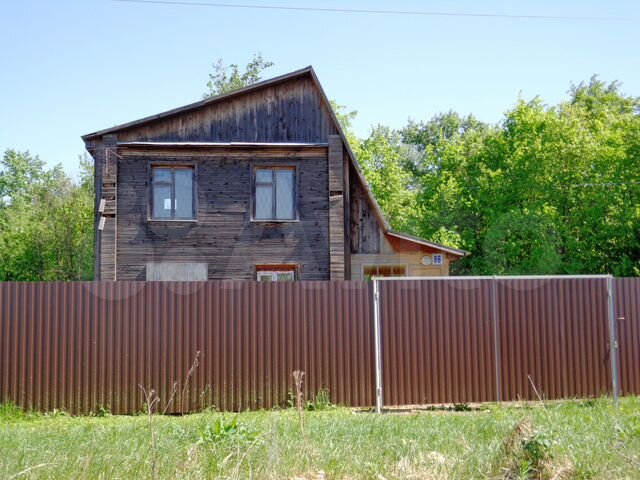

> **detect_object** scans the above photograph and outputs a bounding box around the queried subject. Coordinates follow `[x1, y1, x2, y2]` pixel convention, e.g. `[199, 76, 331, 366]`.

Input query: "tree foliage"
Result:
[0, 150, 94, 281]
[351, 77, 640, 275]
[204, 53, 274, 98]
[353, 126, 420, 233]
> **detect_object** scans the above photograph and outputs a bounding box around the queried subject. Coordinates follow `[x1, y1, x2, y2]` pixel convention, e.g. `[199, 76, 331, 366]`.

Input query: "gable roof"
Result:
[83, 66, 466, 258]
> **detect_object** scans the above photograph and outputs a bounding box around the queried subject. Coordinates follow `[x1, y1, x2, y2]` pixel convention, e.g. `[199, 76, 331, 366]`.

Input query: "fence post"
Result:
[492, 276, 502, 403]
[607, 275, 620, 407]
[373, 279, 383, 413]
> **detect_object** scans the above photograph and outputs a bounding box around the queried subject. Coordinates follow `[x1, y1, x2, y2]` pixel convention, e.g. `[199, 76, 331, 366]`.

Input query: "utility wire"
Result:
[111, 0, 639, 22]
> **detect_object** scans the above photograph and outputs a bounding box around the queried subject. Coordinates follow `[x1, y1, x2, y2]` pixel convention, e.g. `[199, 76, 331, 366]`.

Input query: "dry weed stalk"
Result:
[180, 350, 201, 414]
[527, 375, 551, 421]
[138, 351, 201, 479]
[293, 370, 305, 434]
[291, 370, 317, 471]
[7, 463, 55, 480]
[139, 385, 161, 479]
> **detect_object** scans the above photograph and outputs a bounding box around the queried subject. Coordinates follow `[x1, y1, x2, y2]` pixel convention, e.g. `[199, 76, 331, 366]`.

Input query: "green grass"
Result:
[1, 397, 639, 479]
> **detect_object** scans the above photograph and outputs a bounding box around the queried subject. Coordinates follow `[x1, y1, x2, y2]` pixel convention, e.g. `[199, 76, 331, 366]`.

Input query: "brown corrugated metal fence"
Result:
[0, 277, 638, 414]
[615, 278, 640, 396]
[377, 277, 636, 405]
[378, 279, 497, 405]
[495, 278, 611, 401]
[0, 281, 374, 414]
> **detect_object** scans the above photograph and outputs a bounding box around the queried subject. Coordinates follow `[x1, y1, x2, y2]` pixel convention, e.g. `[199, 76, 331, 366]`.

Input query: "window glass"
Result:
[275, 169, 294, 219]
[255, 184, 273, 219]
[254, 167, 295, 220]
[256, 169, 273, 183]
[152, 184, 172, 218]
[392, 265, 405, 275]
[174, 169, 194, 218]
[363, 265, 406, 278]
[152, 168, 172, 184]
[276, 271, 295, 282]
[150, 166, 195, 219]
[256, 267, 296, 282]
[257, 272, 274, 282]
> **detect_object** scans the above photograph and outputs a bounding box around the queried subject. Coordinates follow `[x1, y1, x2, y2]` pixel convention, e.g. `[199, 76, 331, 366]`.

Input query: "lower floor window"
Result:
[363, 264, 406, 279]
[256, 265, 296, 282]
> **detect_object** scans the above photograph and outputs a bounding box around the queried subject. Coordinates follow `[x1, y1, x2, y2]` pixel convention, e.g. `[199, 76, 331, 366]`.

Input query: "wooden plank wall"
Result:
[349, 162, 381, 254]
[85, 137, 104, 279]
[115, 147, 330, 280]
[350, 252, 450, 280]
[328, 135, 345, 280]
[100, 135, 118, 280]
[116, 76, 340, 144]
[342, 145, 352, 280]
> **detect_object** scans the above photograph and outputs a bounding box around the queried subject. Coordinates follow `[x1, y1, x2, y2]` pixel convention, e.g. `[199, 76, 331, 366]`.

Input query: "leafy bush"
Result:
[197, 415, 257, 446]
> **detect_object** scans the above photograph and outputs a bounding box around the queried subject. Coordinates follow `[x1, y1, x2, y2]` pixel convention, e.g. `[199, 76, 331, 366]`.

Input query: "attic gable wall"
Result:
[116, 76, 339, 144]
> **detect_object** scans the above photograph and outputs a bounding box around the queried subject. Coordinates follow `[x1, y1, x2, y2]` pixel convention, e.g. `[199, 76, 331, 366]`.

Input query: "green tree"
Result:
[0, 150, 94, 281]
[204, 53, 274, 98]
[330, 99, 359, 149]
[403, 78, 640, 275]
[356, 126, 419, 232]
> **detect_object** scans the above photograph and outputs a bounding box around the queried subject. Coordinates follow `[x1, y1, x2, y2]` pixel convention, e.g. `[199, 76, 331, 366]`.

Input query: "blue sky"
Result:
[1, 0, 639, 177]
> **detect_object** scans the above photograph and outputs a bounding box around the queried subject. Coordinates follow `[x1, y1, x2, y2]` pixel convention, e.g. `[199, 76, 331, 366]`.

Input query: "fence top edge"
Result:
[373, 275, 613, 281]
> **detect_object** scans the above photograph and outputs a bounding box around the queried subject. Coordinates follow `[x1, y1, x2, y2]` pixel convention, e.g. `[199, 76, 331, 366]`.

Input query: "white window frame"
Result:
[252, 165, 298, 222]
[256, 267, 296, 282]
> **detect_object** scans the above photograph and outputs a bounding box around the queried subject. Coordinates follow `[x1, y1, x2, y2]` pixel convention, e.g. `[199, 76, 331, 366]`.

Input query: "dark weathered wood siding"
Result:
[117, 77, 339, 144]
[85, 70, 392, 280]
[349, 162, 381, 254]
[116, 148, 330, 280]
[328, 135, 345, 280]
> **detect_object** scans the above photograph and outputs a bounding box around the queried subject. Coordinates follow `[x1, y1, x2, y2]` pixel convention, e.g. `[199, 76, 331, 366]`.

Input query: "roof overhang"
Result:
[386, 230, 468, 257]
[117, 141, 328, 148]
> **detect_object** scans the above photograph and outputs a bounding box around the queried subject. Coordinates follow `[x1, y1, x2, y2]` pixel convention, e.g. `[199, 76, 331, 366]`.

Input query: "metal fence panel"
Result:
[614, 278, 640, 395]
[495, 278, 611, 401]
[1, 277, 637, 414]
[0, 281, 374, 414]
[378, 279, 497, 405]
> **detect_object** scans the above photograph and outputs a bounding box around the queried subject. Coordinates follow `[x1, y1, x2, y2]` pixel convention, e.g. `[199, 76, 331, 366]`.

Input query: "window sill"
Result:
[250, 219, 300, 224]
[147, 218, 198, 223]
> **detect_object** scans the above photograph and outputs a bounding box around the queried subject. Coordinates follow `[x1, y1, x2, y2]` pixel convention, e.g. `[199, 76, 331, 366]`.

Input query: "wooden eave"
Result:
[117, 141, 329, 148]
[385, 230, 468, 257]
[116, 142, 329, 158]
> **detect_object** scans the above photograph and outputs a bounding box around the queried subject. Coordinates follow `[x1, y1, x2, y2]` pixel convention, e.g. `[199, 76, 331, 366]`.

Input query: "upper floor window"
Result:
[253, 166, 296, 221]
[151, 166, 195, 220]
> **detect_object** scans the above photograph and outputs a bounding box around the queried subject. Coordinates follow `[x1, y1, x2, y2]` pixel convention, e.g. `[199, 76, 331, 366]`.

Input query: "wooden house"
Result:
[82, 66, 466, 281]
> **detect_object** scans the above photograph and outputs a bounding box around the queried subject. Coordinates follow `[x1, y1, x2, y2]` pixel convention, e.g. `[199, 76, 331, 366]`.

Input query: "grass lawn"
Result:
[1, 397, 639, 479]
